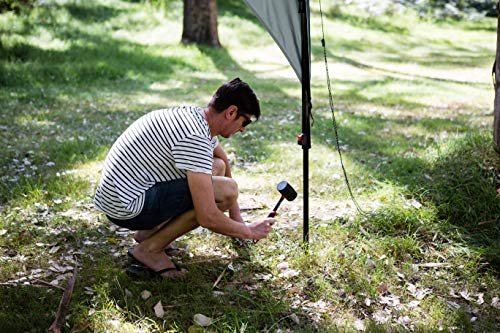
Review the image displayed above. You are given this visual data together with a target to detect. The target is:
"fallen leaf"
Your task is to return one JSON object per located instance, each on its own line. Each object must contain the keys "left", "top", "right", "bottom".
{"left": 373, "top": 310, "right": 390, "bottom": 324}
{"left": 409, "top": 199, "right": 422, "bottom": 209}
{"left": 447, "top": 300, "right": 460, "bottom": 309}
{"left": 476, "top": 293, "right": 484, "bottom": 305}
{"left": 415, "top": 288, "right": 431, "bottom": 300}
{"left": 377, "top": 282, "right": 389, "bottom": 294}
{"left": 379, "top": 295, "right": 400, "bottom": 307}
{"left": 366, "top": 259, "right": 376, "bottom": 269}
{"left": 193, "top": 313, "right": 212, "bottom": 327}
{"left": 407, "top": 300, "right": 420, "bottom": 308}
{"left": 141, "top": 290, "right": 152, "bottom": 300}
{"left": 353, "top": 319, "right": 365, "bottom": 331}
{"left": 154, "top": 301, "right": 164, "bottom": 318}
{"left": 49, "top": 246, "right": 60, "bottom": 254}
{"left": 289, "top": 313, "right": 300, "bottom": 325}
{"left": 277, "top": 261, "right": 289, "bottom": 271}
{"left": 407, "top": 283, "right": 417, "bottom": 294}
{"left": 460, "top": 290, "right": 471, "bottom": 301}
{"left": 278, "top": 269, "right": 300, "bottom": 278}
{"left": 414, "top": 262, "right": 451, "bottom": 268}
{"left": 492, "top": 297, "right": 499, "bottom": 309}
{"left": 107, "top": 237, "right": 118, "bottom": 245}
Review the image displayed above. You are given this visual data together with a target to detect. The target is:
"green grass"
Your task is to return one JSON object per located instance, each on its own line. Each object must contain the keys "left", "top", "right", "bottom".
{"left": 1, "top": 0, "right": 499, "bottom": 332}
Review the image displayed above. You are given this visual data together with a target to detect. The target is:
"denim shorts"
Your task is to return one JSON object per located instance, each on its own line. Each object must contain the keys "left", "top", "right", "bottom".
{"left": 107, "top": 178, "right": 194, "bottom": 230}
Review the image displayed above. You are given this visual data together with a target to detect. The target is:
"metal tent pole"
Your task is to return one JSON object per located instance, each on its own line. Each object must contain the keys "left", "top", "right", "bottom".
{"left": 298, "top": 0, "right": 311, "bottom": 246}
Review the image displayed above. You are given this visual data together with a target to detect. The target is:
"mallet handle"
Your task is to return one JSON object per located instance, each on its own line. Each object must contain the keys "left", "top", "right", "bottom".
{"left": 268, "top": 196, "right": 284, "bottom": 218}
{"left": 267, "top": 211, "right": 277, "bottom": 218}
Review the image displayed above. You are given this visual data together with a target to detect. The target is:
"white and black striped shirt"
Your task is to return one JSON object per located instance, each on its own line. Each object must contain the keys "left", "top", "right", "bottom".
{"left": 94, "top": 106, "right": 218, "bottom": 219}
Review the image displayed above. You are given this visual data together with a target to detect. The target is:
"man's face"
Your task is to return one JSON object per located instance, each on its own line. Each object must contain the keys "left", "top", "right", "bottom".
{"left": 221, "top": 109, "right": 255, "bottom": 138}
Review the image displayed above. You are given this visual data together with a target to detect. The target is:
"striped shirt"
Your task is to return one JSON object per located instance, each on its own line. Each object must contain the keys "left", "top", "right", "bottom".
{"left": 94, "top": 106, "right": 218, "bottom": 219}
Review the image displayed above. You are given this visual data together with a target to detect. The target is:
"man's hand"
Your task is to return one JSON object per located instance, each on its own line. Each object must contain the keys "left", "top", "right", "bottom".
{"left": 246, "top": 217, "right": 275, "bottom": 240}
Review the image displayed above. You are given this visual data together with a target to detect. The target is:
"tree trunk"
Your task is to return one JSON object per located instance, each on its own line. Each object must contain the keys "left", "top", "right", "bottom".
{"left": 182, "top": 0, "right": 221, "bottom": 47}
{"left": 494, "top": 1, "right": 500, "bottom": 151}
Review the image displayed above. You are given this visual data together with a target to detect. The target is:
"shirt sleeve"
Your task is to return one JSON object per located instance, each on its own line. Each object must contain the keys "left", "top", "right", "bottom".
{"left": 172, "top": 134, "right": 213, "bottom": 174}
{"left": 211, "top": 136, "right": 219, "bottom": 149}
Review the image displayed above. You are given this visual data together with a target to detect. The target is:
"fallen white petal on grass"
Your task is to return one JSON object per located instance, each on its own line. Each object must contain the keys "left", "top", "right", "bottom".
{"left": 193, "top": 313, "right": 212, "bottom": 327}
{"left": 154, "top": 301, "right": 164, "bottom": 318}
{"left": 0, "top": 229, "right": 7, "bottom": 236}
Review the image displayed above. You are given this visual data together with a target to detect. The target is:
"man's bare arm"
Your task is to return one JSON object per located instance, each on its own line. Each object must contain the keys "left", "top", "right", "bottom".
{"left": 187, "top": 171, "right": 273, "bottom": 240}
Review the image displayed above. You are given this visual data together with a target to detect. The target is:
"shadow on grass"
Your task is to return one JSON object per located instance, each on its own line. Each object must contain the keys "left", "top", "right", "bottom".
{"left": 0, "top": 240, "right": 316, "bottom": 331}
{"left": 65, "top": 2, "right": 125, "bottom": 23}
{"left": 322, "top": 8, "right": 410, "bottom": 35}
{"left": 318, "top": 51, "right": 491, "bottom": 87}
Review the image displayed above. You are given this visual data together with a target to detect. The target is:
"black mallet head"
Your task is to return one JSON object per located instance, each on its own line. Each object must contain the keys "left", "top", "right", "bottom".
{"left": 277, "top": 181, "right": 297, "bottom": 201}
{"left": 268, "top": 181, "right": 297, "bottom": 217}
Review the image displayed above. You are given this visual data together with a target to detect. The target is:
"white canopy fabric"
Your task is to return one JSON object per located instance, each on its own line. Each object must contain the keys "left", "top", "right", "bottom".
{"left": 242, "top": 0, "right": 310, "bottom": 83}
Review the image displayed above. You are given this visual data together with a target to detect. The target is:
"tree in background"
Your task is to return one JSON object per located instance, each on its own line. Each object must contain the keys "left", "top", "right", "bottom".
{"left": 182, "top": 0, "right": 221, "bottom": 47}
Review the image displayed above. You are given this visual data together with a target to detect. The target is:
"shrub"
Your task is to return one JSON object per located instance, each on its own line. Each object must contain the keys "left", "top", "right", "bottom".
{"left": 0, "top": 0, "right": 36, "bottom": 14}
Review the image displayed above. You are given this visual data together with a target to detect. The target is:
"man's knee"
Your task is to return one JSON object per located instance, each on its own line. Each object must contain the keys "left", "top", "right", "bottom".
{"left": 212, "top": 157, "right": 226, "bottom": 176}
{"left": 216, "top": 177, "right": 238, "bottom": 211}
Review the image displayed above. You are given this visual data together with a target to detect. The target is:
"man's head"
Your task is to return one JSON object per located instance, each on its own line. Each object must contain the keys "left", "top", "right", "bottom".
{"left": 208, "top": 78, "right": 261, "bottom": 124}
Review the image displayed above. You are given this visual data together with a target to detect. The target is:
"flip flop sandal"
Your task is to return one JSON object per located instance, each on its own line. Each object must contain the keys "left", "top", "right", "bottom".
{"left": 127, "top": 247, "right": 183, "bottom": 263}
{"left": 126, "top": 263, "right": 184, "bottom": 279}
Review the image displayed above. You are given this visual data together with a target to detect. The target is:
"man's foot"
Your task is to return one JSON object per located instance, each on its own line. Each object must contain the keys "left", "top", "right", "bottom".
{"left": 128, "top": 246, "right": 186, "bottom": 279}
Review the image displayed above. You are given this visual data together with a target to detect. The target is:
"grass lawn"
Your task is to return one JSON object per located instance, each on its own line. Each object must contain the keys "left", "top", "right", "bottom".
{"left": 0, "top": 0, "right": 499, "bottom": 332}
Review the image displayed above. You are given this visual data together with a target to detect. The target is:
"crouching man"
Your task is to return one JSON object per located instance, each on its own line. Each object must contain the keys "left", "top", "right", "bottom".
{"left": 94, "top": 78, "right": 275, "bottom": 279}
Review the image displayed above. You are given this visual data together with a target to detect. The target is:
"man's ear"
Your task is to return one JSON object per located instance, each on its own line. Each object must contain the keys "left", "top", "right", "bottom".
{"left": 225, "top": 105, "right": 238, "bottom": 119}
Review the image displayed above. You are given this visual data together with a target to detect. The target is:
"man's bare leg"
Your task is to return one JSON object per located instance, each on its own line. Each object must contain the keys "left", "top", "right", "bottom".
{"left": 131, "top": 176, "right": 238, "bottom": 278}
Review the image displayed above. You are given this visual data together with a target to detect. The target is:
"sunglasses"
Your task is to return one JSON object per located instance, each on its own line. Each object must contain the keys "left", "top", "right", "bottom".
{"left": 237, "top": 111, "right": 256, "bottom": 128}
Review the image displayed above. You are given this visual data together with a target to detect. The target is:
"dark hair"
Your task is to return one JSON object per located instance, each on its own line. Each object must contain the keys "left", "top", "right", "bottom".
{"left": 208, "top": 78, "right": 261, "bottom": 120}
